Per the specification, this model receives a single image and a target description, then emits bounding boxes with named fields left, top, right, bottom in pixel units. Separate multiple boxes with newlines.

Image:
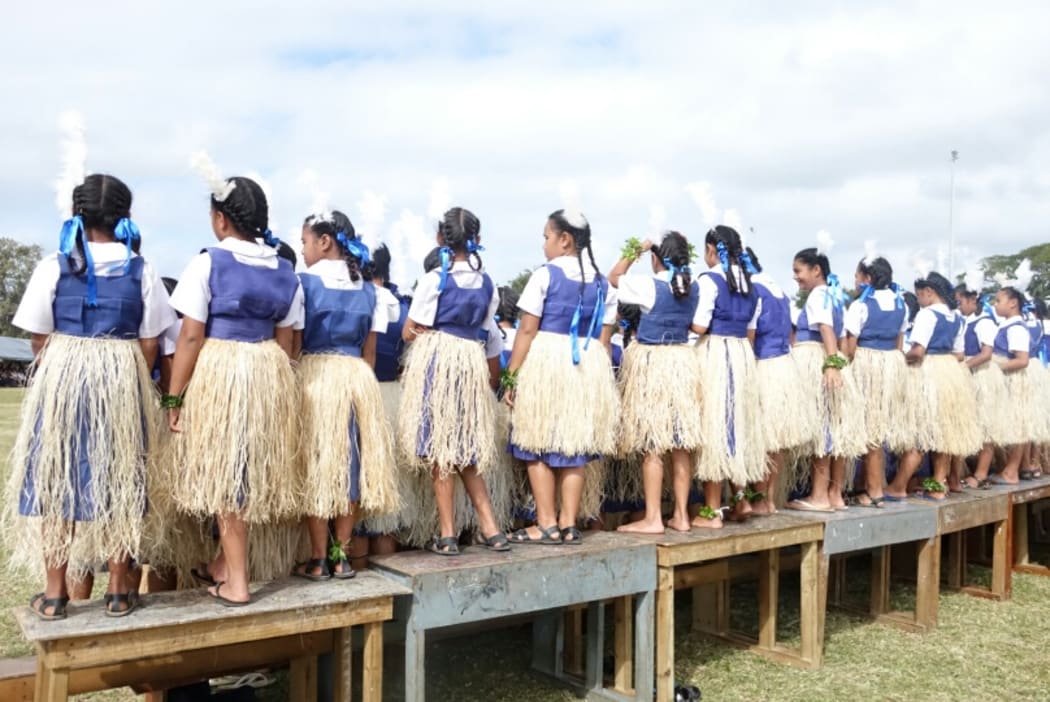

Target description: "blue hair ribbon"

left=568, top=278, right=607, bottom=366
left=715, top=241, right=730, bottom=273
left=59, top=215, right=100, bottom=307
left=739, top=250, right=758, bottom=275
left=465, top=239, right=485, bottom=255
left=113, top=217, right=141, bottom=273
left=662, top=257, right=692, bottom=282
left=262, top=229, right=281, bottom=248
left=436, top=246, right=453, bottom=292
left=857, top=283, right=874, bottom=303
left=890, top=282, right=905, bottom=309
left=824, top=273, right=844, bottom=312
left=337, top=231, right=371, bottom=265
left=980, top=294, right=995, bottom=318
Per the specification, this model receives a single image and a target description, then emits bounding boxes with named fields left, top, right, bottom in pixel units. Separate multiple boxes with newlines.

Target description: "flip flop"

left=988, top=475, right=1019, bottom=486
left=209, top=582, right=251, bottom=607
left=785, top=500, right=834, bottom=513
left=852, top=491, right=885, bottom=508
left=104, top=591, right=140, bottom=618
left=477, top=532, right=512, bottom=552
left=1020, top=470, right=1038, bottom=481
left=427, top=536, right=460, bottom=556
left=560, top=526, right=584, bottom=545
left=508, top=524, right=563, bottom=545
left=882, top=494, right=908, bottom=502
left=28, top=593, right=68, bottom=621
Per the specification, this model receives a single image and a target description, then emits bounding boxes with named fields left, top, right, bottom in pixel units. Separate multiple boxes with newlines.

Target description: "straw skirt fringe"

left=969, top=361, right=1010, bottom=446
left=1023, top=363, right=1050, bottom=443
left=170, top=339, right=300, bottom=523
left=618, top=343, right=703, bottom=455
left=910, top=355, right=982, bottom=456
left=790, top=343, right=866, bottom=459
left=694, top=335, right=767, bottom=483
left=6, top=335, right=160, bottom=571
left=509, top=331, right=619, bottom=457
left=849, top=347, right=910, bottom=451
left=358, top=381, right=422, bottom=536
left=398, top=331, right=496, bottom=478
left=755, top=353, right=819, bottom=453
left=298, top=353, right=399, bottom=519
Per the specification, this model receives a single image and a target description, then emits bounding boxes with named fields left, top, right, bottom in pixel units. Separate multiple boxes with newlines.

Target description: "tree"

left=0, top=238, right=43, bottom=338
left=980, top=242, right=1050, bottom=300
left=505, top=268, right=535, bottom=296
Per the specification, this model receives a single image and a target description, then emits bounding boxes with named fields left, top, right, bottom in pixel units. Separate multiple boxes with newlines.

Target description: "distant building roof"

left=0, top=336, right=33, bottom=363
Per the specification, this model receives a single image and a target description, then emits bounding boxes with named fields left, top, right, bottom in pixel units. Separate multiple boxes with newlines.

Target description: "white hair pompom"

left=54, top=110, right=87, bottom=217
left=816, top=229, right=834, bottom=256
left=562, top=208, right=588, bottom=230
left=863, top=240, right=878, bottom=266
left=1013, top=258, right=1034, bottom=294
left=963, top=265, right=985, bottom=294
left=190, top=150, right=235, bottom=202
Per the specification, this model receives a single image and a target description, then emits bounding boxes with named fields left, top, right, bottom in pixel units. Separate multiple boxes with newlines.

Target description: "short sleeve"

left=138, top=259, right=177, bottom=339
left=407, top=271, right=442, bottom=327
left=602, top=283, right=618, bottom=326
left=277, top=282, right=305, bottom=329
left=170, top=253, right=213, bottom=323
left=11, top=254, right=61, bottom=335
left=1007, top=325, right=1030, bottom=353
left=616, top=275, right=657, bottom=313
left=748, top=296, right=762, bottom=330
left=803, top=288, right=834, bottom=329
left=909, top=309, right=936, bottom=349
left=370, top=288, right=389, bottom=334
left=952, top=321, right=965, bottom=354
left=377, top=286, right=401, bottom=325
left=844, top=300, right=867, bottom=338
left=517, top=266, right=551, bottom=318
left=483, top=318, right=502, bottom=358
left=160, top=320, right=182, bottom=356
left=692, top=274, right=718, bottom=328
left=975, top=318, right=997, bottom=348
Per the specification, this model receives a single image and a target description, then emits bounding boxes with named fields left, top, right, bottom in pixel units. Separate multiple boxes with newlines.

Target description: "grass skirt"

left=170, top=339, right=299, bottom=523
left=908, top=355, right=981, bottom=456
left=509, top=331, right=619, bottom=457
left=849, top=347, right=910, bottom=451
left=298, top=353, right=399, bottom=519
left=6, top=335, right=160, bottom=571
left=755, top=353, right=820, bottom=453
left=617, top=343, right=703, bottom=455
left=1023, top=363, right=1050, bottom=443
left=398, top=331, right=496, bottom=479
left=791, top=343, right=866, bottom=459
left=694, top=335, right=767, bottom=483
left=993, top=360, right=1039, bottom=446
left=358, top=381, right=422, bottom=536
left=969, top=361, right=1010, bottom=446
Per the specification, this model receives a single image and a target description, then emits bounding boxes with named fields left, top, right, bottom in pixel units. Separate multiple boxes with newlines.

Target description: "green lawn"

left=2, top=386, right=1050, bottom=701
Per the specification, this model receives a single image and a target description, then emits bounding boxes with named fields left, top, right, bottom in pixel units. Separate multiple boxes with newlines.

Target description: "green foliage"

left=506, top=268, right=535, bottom=296
left=981, top=242, right=1050, bottom=299
left=0, top=238, right=43, bottom=338
left=620, top=237, right=644, bottom=261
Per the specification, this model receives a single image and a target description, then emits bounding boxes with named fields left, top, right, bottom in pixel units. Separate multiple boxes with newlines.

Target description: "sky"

left=2, top=1, right=1049, bottom=294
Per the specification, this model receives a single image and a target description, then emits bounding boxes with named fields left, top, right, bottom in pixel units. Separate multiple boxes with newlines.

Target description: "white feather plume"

left=723, top=208, right=743, bottom=234
left=427, top=177, right=451, bottom=222
left=816, top=229, right=834, bottom=256
left=356, top=189, right=387, bottom=250
left=190, top=150, right=235, bottom=202
left=935, top=246, right=948, bottom=277
left=912, top=251, right=933, bottom=279
left=863, top=240, right=878, bottom=266
left=1013, top=258, right=1034, bottom=294
left=648, top=205, right=667, bottom=243
left=992, top=271, right=1011, bottom=288
left=963, top=265, right=985, bottom=294
left=684, top=181, right=720, bottom=227
left=54, top=110, right=87, bottom=217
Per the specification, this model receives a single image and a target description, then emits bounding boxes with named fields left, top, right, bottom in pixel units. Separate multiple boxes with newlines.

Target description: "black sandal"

left=850, top=491, right=885, bottom=509
left=508, top=524, right=562, bottom=545
left=293, top=558, right=332, bottom=582
left=29, top=593, right=68, bottom=621
left=191, top=563, right=216, bottom=586
left=104, top=591, right=139, bottom=618
left=560, top=526, right=583, bottom=545
left=427, top=536, right=460, bottom=556
left=477, top=532, right=511, bottom=552
left=330, top=557, right=356, bottom=580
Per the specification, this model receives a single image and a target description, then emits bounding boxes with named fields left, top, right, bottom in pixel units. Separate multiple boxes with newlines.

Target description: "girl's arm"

left=487, top=356, right=500, bottom=390
left=819, top=323, right=843, bottom=388
left=275, top=326, right=294, bottom=359
left=895, top=334, right=904, bottom=351
left=1000, top=350, right=1029, bottom=373
left=965, top=345, right=993, bottom=369
left=607, top=239, right=651, bottom=288
left=139, top=337, right=160, bottom=370
left=291, top=330, right=303, bottom=360
left=166, top=317, right=206, bottom=432
left=905, top=343, right=926, bottom=365
left=159, top=355, right=173, bottom=392
left=402, top=319, right=429, bottom=343
left=363, top=331, right=377, bottom=369
left=504, top=312, right=540, bottom=407
left=30, top=333, right=48, bottom=359
left=842, top=335, right=857, bottom=358
left=600, top=324, right=614, bottom=355
left=747, top=329, right=756, bottom=346
left=690, top=323, right=708, bottom=336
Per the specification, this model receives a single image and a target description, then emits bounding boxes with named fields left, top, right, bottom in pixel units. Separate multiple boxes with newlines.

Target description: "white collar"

left=218, top=237, right=276, bottom=258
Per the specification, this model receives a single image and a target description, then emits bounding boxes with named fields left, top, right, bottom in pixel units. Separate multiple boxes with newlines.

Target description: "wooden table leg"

left=656, top=567, right=675, bottom=702
left=870, top=546, right=890, bottom=616
left=531, top=611, right=564, bottom=678
left=758, top=548, right=779, bottom=651
left=945, top=531, right=963, bottom=590
left=332, top=626, right=353, bottom=702
left=799, top=541, right=824, bottom=668
left=1014, top=503, right=1030, bottom=568
left=613, top=595, right=633, bottom=694
left=362, top=620, right=384, bottom=702
left=404, top=623, right=425, bottom=702
left=992, top=518, right=1011, bottom=600
left=565, top=607, right=584, bottom=677
left=34, top=654, right=50, bottom=702
left=915, top=535, right=940, bottom=629
left=583, top=600, right=605, bottom=693
left=633, top=590, right=655, bottom=702
left=290, top=655, right=318, bottom=702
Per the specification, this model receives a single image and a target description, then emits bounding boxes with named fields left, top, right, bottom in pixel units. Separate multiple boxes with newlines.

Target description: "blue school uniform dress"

left=374, top=283, right=409, bottom=382
left=204, top=248, right=298, bottom=342
left=752, top=279, right=791, bottom=361
left=924, top=309, right=963, bottom=356
left=855, top=297, right=906, bottom=352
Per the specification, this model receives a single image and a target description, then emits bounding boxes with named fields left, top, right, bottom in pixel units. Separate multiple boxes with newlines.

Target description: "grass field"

left=2, top=386, right=1050, bottom=701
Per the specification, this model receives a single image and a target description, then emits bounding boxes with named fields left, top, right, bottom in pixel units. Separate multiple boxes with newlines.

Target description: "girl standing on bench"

left=293, top=210, right=399, bottom=581
left=841, top=253, right=909, bottom=508
left=607, top=231, right=702, bottom=534
left=690, top=225, right=766, bottom=527
left=9, top=173, right=175, bottom=619
left=989, top=286, right=1038, bottom=485
left=506, top=209, right=619, bottom=544
left=167, top=160, right=302, bottom=606
left=398, top=207, right=510, bottom=555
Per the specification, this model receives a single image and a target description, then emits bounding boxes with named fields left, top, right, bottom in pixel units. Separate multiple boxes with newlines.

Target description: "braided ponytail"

left=548, top=209, right=595, bottom=296
left=438, top=207, right=483, bottom=270
left=213, top=176, right=269, bottom=243
left=655, top=230, right=692, bottom=300
left=705, top=225, right=751, bottom=295
left=68, top=174, right=134, bottom=274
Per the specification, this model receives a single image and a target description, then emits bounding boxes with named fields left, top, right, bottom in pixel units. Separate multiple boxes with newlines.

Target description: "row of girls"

left=9, top=167, right=1048, bottom=620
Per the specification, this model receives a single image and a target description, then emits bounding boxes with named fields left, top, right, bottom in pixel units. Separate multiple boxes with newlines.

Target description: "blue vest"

left=374, top=284, right=408, bottom=381
left=752, top=280, right=791, bottom=360
left=701, top=272, right=757, bottom=339
left=963, top=314, right=991, bottom=357
left=993, top=320, right=1025, bottom=359
left=537, top=265, right=607, bottom=338
left=299, top=273, right=375, bottom=357
left=204, top=248, right=299, bottom=342
left=796, top=288, right=844, bottom=343
left=924, top=309, right=962, bottom=355
left=53, top=254, right=144, bottom=339
left=1026, top=318, right=1044, bottom=358
left=637, top=280, right=698, bottom=345
left=433, top=273, right=494, bottom=340
left=856, top=297, right=905, bottom=351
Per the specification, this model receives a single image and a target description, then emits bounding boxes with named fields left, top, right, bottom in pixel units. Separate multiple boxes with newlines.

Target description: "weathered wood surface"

left=937, top=492, right=1009, bottom=535
left=1000, top=474, right=1050, bottom=504
left=788, top=500, right=938, bottom=555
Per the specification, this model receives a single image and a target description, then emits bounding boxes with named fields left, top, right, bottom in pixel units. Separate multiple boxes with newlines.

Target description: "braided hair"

left=655, top=231, right=692, bottom=300
left=438, top=207, right=483, bottom=270
left=371, top=244, right=391, bottom=285
left=705, top=225, right=752, bottom=294
left=68, top=173, right=134, bottom=274
left=305, top=210, right=365, bottom=281
left=548, top=209, right=600, bottom=297
left=211, top=176, right=270, bottom=243
left=745, top=246, right=764, bottom=273
left=496, top=286, right=520, bottom=326
left=857, top=256, right=893, bottom=290
left=617, top=303, right=642, bottom=346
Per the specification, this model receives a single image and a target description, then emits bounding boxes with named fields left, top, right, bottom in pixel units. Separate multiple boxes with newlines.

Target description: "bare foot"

left=829, top=494, right=848, bottom=510
left=750, top=500, right=777, bottom=516
left=665, top=516, right=692, bottom=532
left=617, top=519, right=665, bottom=535
left=691, top=515, right=723, bottom=529
left=727, top=499, right=752, bottom=522
left=208, top=582, right=249, bottom=604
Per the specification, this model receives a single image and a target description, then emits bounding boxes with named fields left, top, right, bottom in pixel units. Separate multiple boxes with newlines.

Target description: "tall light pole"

left=948, top=150, right=959, bottom=279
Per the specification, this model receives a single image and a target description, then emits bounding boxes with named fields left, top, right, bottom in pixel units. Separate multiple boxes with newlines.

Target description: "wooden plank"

left=584, top=600, right=604, bottom=693
left=38, top=599, right=391, bottom=669
left=632, top=591, right=654, bottom=702
left=0, top=657, right=34, bottom=702
left=362, top=621, right=384, bottom=702
left=870, top=546, right=890, bottom=615
left=48, top=667, right=69, bottom=701
left=757, top=549, right=779, bottom=650
left=915, top=536, right=940, bottom=630
left=692, top=582, right=729, bottom=635
left=676, top=560, right=729, bottom=589
left=565, top=608, right=583, bottom=677
left=33, top=655, right=49, bottom=702
left=653, top=518, right=824, bottom=567
left=289, top=655, right=318, bottom=702
left=655, top=568, right=675, bottom=702
left=332, top=626, right=352, bottom=702
left=938, top=494, right=1009, bottom=534
left=945, top=531, right=964, bottom=590
left=1008, top=481, right=1050, bottom=505
left=613, top=596, right=633, bottom=694
left=799, top=541, right=823, bottom=667
left=991, top=518, right=1011, bottom=600
left=1014, top=503, right=1031, bottom=567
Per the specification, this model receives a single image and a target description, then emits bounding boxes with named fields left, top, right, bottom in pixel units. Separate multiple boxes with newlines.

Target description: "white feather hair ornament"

left=723, top=208, right=743, bottom=234
left=190, top=150, right=235, bottom=202
left=684, top=181, right=720, bottom=228
left=992, top=270, right=1011, bottom=288
left=863, top=240, right=878, bottom=266
left=1013, top=258, right=1034, bottom=294
left=963, top=265, right=985, bottom=294
left=648, top=205, right=667, bottom=243
left=912, top=252, right=933, bottom=279
left=54, top=110, right=87, bottom=217
left=815, top=229, right=834, bottom=256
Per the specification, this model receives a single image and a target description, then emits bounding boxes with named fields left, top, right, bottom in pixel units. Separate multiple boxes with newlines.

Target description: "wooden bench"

left=1006, top=475, right=1050, bottom=576
left=372, top=531, right=656, bottom=701
left=936, top=490, right=1011, bottom=600
left=790, top=498, right=941, bottom=633
left=13, top=572, right=409, bottom=702
left=628, top=513, right=825, bottom=702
